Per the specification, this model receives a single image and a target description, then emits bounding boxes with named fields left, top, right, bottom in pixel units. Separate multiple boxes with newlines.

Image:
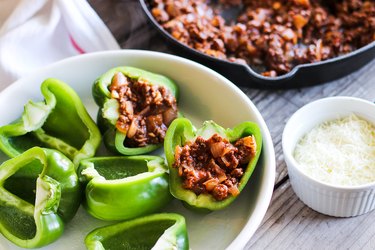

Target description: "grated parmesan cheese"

left=293, top=114, right=375, bottom=186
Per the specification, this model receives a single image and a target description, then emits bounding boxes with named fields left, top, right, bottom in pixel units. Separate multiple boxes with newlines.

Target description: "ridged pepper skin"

left=0, top=78, right=101, bottom=166
left=85, top=213, right=189, bottom=250
left=78, top=155, right=172, bottom=221
left=164, top=118, right=263, bottom=211
left=0, top=147, right=81, bottom=248
left=92, top=66, right=179, bottom=155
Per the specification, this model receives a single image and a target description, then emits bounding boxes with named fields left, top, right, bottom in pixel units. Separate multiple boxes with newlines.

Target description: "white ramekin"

left=282, top=96, right=375, bottom=217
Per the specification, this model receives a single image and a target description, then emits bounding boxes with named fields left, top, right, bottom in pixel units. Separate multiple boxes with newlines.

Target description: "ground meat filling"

left=109, top=72, right=178, bottom=147
left=173, top=133, right=257, bottom=201
left=151, top=0, right=375, bottom=76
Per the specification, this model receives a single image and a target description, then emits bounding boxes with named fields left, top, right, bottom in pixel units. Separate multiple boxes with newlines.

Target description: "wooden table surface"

left=90, top=1, right=375, bottom=249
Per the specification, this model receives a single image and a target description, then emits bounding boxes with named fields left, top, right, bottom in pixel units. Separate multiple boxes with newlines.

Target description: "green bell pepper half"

left=0, top=146, right=81, bottom=248
left=85, top=213, right=189, bottom=250
left=78, top=155, right=172, bottom=221
left=164, top=118, right=262, bottom=211
left=92, top=66, right=179, bottom=155
left=0, top=78, right=101, bottom=166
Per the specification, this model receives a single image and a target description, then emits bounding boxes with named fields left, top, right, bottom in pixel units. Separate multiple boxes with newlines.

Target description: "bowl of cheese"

left=282, top=96, right=375, bottom=217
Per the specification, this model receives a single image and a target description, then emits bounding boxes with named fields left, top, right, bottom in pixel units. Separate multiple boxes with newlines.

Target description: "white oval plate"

left=0, top=50, right=275, bottom=250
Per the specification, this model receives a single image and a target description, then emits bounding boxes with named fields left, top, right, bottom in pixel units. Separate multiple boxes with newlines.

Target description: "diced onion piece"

left=293, top=14, right=308, bottom=30
left=210, top=141, right=226, bottom=158
left=218, top=173, right=227, bottom=183
left=228, top=185, right=240, bottom=197
left=111, top=72, right=127, bottom=87
left=163, top=108, right=177, bottom=126
left=124, top=101, right=134, bottom=116
left=127, top=119, right=138, bottom=138
left=220, top=155, right=230, bottom=167
left=242, top=135, right=257, bottom=154
left=203, top=178, right=219, bottom=191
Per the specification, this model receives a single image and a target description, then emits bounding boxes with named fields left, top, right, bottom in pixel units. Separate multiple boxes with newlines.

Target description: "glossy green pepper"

left=0, top=147, right=81, bottom=248
left=0, top=78, right=101, bottom=166
left=85, top=213, right=189, bottom=250
left=164, top=118, right=262, bottom=211
left=78, top=155, right=172, bottom=221
left=93, top=66, right=179, bottom=155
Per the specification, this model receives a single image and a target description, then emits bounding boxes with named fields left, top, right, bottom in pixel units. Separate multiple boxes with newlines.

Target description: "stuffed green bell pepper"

left=164, top=118, right=262, bottom=211
left=0, top=146, right=81, bottom=248
left=85, top=213, right=189, bottom=250
left=0, top=78, right=101, bottom=166
left=78, top=155, right=172, bottom=221
left=93, top=66, right=179, bottom=155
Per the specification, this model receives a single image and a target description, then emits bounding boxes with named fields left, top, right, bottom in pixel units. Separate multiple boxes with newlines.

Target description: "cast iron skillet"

left=140, top=0, right=375, bottom=89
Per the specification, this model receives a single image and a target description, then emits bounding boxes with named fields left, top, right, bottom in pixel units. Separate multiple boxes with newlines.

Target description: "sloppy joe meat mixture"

left=109, top=72, right=178, bottom=147
left=151, top=0, right=375, bottom=76
left=173, top=133, right=257, bottom=201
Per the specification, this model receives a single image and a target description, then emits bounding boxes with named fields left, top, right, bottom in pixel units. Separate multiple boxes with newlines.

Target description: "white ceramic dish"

left=283, top=96, right=375, bottom=217
left=0, top=50, right=275, bottom=249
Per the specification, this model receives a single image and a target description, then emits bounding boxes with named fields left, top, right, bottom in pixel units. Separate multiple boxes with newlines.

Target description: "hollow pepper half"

left=85, top=213, right=189, bottom=250
left=0, top=78, right=101, bottom=166
left=78, top=155, right=172, bottom=221
left=164, top=118, right=262, bottom=211
left=93, top=66, right=179, bottom=155
left=0, top=147, right=81, bottom=248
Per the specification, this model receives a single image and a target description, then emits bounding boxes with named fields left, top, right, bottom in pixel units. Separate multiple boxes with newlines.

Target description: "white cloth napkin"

left=0, top=0, right=120, bottom=90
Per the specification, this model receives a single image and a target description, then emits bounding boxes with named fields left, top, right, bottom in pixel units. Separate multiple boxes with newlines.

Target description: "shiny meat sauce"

left=173, top=133, right=257, bottom=201
left=151, top=0, right=375, bottom=76
left=110, top=72, right=178, bottom=147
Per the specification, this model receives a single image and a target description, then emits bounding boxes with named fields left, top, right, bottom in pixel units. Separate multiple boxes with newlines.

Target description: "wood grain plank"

left=280, top=60, right=375, bottom=108
left=247, top=181, right=375, bottom=250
